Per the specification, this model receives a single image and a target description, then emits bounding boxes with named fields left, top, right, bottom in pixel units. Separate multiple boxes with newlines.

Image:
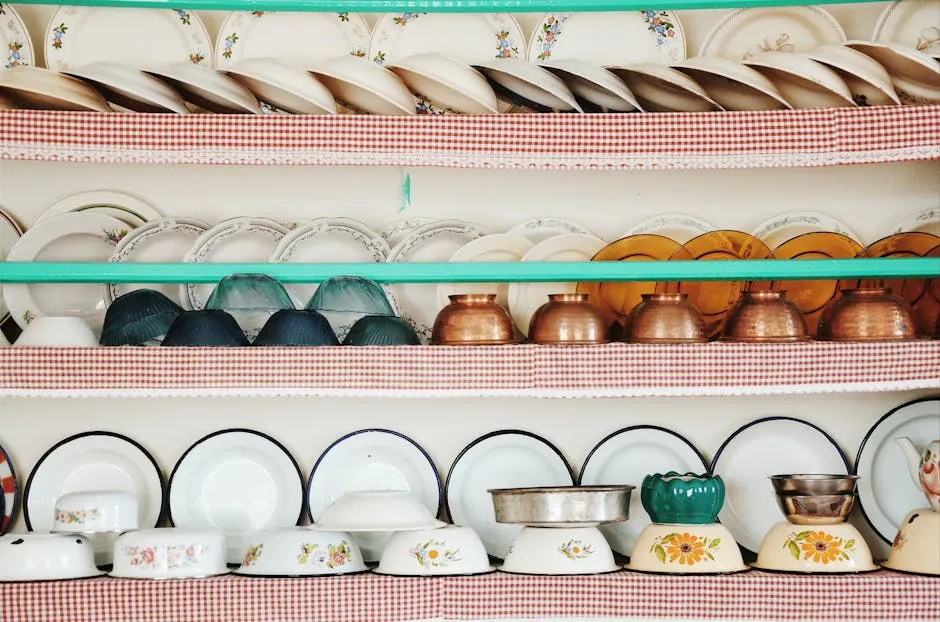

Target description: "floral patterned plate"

left=0, top=3, right=34, bottom=69
left=36, top=189, right=162, bottom=229
left=215, top=11, right=370, bottom=70
left=507, top=217, right=595, bottom=244
left=699, top=6, right=846, bottom=61
left=874, top=0, right=940, bottom=59
left=621, top=213, right=715, bottom=245
left=43, top=6, right=211, bottom=70
left=751, top=210, right=862, bottom=251
left=894, top=207, right=940, bottom=237
left=2, top=212, right=131, bottom=334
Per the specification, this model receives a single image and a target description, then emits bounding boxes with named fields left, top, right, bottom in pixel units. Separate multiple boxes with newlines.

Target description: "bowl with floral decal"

left=234, top=527, right=367, bottom=577
left=499, top=526, right=618, bottom=575
left=641, top=472, right=725, bottom=525
left=375, top=525, right=494, bottom=576
left=626, top=521, right=747, bottom=575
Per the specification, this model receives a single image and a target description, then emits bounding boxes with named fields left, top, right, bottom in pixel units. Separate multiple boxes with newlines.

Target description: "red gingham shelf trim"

left=0, top=570, right=937, bottom=622
left=1, top=106, right=938, bottom=169
left=0, top=341, right=937, bottom=398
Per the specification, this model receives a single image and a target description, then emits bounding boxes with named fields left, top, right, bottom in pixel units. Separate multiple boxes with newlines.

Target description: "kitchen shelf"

left=1, top=341, right=936, bottom=398
left=2, top=106, right=937, bottom=170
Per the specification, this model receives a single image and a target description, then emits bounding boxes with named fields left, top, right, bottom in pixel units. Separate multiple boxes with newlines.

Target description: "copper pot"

left=721, top=290, right=809, bottom=342
left=432, top=294, right=516, bottom=345
left=818, top=287, right=917, bottom=341
left=626, top=293, right=707, bottom=343
left=528, top=293, right=608, bottom=345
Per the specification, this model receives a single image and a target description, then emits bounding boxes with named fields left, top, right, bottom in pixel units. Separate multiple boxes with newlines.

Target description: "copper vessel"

left=721, top=290, right=809, bottom=342
left=431, top=294, right=516, bottom=345
left=626, top=293, right=708, bottom=343
left=817, top=287, right=917, bottom=341
left=528, top=293, right=608, bottom=345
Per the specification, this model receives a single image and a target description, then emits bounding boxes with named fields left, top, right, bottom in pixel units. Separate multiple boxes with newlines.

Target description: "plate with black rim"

left=0, top=440, right=18, bottom=536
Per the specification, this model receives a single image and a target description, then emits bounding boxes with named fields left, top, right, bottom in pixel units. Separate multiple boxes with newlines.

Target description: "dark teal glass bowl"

left=343, top=316, right=420, bottom=346
left=641, top=472, right=725, bottom=525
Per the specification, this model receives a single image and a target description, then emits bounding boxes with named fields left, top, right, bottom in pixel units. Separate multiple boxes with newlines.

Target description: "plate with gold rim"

left=699, top=6, right=846, bottom=61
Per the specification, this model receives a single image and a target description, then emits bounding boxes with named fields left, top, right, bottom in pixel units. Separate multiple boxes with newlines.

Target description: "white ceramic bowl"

left=752, top=522, right=876, bottom=573
left=64, top=62, right=189, bottom=113
left=0, top=533, right=103, bottom=581
left=844, top=41, right=940, bottom=104
left=145, top=64, right=261, bottom=114
left=627, top=523, right=746, bottom=574
left=0, top=66, right=112, bottom=112
left=387, top=53, right=498, bottom=114
left=673, top=56, right=791, bottom=111
left=53, top=490, right=139, bottom=534
left=110, top=528, right=228, bottom=579
left=475, top=58, right=582, bottom=112
left=743, top=52, right=855, bottom=109
left=309, top=55, right=416, bottom=115
left=313, top=491, right=445, bottom=532
left=234, top=527, right=366, bottom=576
left=883, top=509, right=940, bottom=576
left=377, top=526, right=494, bottom=576
left=223, top=57, right=336, bottom=114
left=499, top=526, right=618, bottom=575
left=610, top=63, right=722, bottom=112
left=13, top=316, right=99, bottom=347
left=803, top=44, right=901, bottom=106
left=541, top=59, right=641, bottom=112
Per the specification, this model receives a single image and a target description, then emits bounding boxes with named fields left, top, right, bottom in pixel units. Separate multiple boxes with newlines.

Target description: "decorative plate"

left=0, top=3, right=34, bottom=69
left=673, top=56, right=792, bottom=111
left=380, top=218, right=435, bottom=249
left=0, top=207, right=24, bottom=323
left=541, top=59, right=643, bottom=112
left=64, top=61, right=191, bottom=113
left=610, top=63, right=721, bottom=112
left=621, top=213, right=715, bottom=245
left=145, top=63, right=261, bottom=114
left=44, top=6, right=212, bottom=70
left=0, top=440, right=17, bottom=535
left=370, top=13, right=525, bottom=65
left=507, top=217, right=595, bottom=244
left=751, top=210, right=863, bottom=251
left=893, top=207, right=940, bottom=237
left=0, top=66, right=112, bottom=111
left=215, top=11, right=370, bottom=69
left=873, top=0, right=940, bottom=59
left=699, top=6, right=846, bottom=61
left=36, top=190, right=162, bottom=229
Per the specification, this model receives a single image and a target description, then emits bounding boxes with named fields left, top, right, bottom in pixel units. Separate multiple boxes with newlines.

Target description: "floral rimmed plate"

left=873, top=0, right=940, bottom=59
left=894, top=207, right=940, bottom=237
left=507, top=218, right=595, bottom=244
left=0, top=441, right=18, bottom=535
left=621, top=214, right=715, bottom=245
left=44, top=6, right=211, bottom=70
left=751, top=210, right=861, bottom=251
left=0, top=4, right=34, bottom=69
left=3, top=212, right=130, bottom=334
left=699, top=6, right=846, bottom=61
left=37, top=190, right=162, bottom=229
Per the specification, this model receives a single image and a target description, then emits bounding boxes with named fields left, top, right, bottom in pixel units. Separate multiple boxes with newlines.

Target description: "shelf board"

left=2, top=106, right=938, bottom=170
left=1, top=342, right=936, bottom=398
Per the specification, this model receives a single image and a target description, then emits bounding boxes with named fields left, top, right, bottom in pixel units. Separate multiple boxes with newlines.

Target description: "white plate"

left=700, top=6, right=846, bottom=60
left=386, top=53, right=498, bottom=115
left=0, top=66, right=111, bottom=111
left=855, top=397, right=940, bottom=543
left=529, top=12, right=685, bottom=65
left=223, top=57, right=336, bottom=114
left=540, top=59, right=642, bottom=112
left=445, top=430, right=573, bottom=559
left=507, top=218, right=595, bottom=244
left=844, top=40, right=940, bottom=105
left=108, top=217, right=209, bottom=306
left=0, top=440, right=17, bottom=535
left=0, top=3, right=34, bottom=69
left=894, top=207, right=940, bottom=236
left=386, top=219, right=487, bottom=344
left=270, top=217, right=389, bottom=309
left=803, top=44, right=901, bottom=106
left=611, top=63, right=722, bottom=112
left=874, top=0, right=940, bottom=59
left=64, top=61, right=190, bottom=113
left=475, top=58, right=581, bottom=112
left=381, top=218, right=435, bottom=248
left=752, top=210, right=862, bottom=250
left=711, top=417, right=849, bottom=555
left=3, top=212, right=130, bottom=333
left=0, top=207, right=24, bottom=323
left=146, top=63, right=260, bottom=114
left=37, top=190, right=162, bottom=229
left=370, top=13, right=524, bottom=65
left=436, top=234, right=534, bottom=321
left=25, top=431, right=164, bottom=533
left=309, top=55, right=415, bottom=115
left=507, top=233, right=606, bottom=337
left=44, top=7, right=211, bottom=70
left=578, top=425, right=708, bottom=556
left=673, top=56, right=792, bottom=111
left=183, top=217, right=288, bottom=311
left=622, top=214, right=715, bottom=244
left=215, top=11, right=370, bottom=69
left=306, top=429, right=442, bottom=561
left=169, top=429, right=303, bottom=564
left=744, top=51, right=856, bottom=109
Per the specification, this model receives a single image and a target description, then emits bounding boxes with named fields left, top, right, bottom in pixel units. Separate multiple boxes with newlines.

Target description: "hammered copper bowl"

left=721, top=290, right=809, bottom=342
left=625, top=293, right=707, bottom=343
left=431, top=294, right=516, bottom=345
left=528, top=293, right=608, bottom=345
left=817, top=287, right=917, bottom=341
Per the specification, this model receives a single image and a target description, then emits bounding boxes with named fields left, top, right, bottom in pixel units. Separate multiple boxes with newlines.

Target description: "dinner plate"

left=0, top=207, right=24, bottom=324
left=386, top=219, right=487, bottom=344
left=386, top=53, right=498, bottom=114
left=507, top=218, right=595, bottom=244
left=508, top=233, right=606, bottom=337
left=370, top=13, right=524, bottom=65
left=528, top=11, right=686, bottom=65
left=711, top=417, right=849, bottom=556
left=306, top=429, right=442, bottom=561
left=622, top=214, right=715, bottom=244
left=309, top=55, right=416, bottom=115
left=169, top=428, right=303, bottom=564
left=610, top=63, right=722, bottom=112
left=37, top=190, right=162, bottom=229
left=64, top=61, right=190, bottom=113
left=578, top=425, right=707, bottom=556
left=215, top=11, right=370, bottom=69
left=0, top=66, right=111, bottom=112
left=656, top=230, right=771, bottom=339
left=108, top=217, right=210, bottom=306
left=743, top=52, right=856, bottom=109
left=894, top=208, right=940, bottom=237
left=183, top=217, right=288, bottom=311
left=0, top=441, right=18, bottom=535
left=381, top=218, right=435, bottom=249
left=44, top=6, right=211, bottom=70
left=222, top=57, right=337, bottom=115
left=0, top=3, right=34, bottom=69
left=873, top=0, right=940, bottom=59
left=24, top=431, right=164, bottom=533
left=445, top=430, right=573, bottom=559
left=673, top=56, right=791, bottom=111
left=540, top=59, right=642, bottom=112
left=146, top=63, right=261, bottom=114
left=752, top=210, right=862, bottom=251
left=475, top=58, right=581, bottom=112
left=855, top=397, right=940, bottom=543
left=699, top=6, right=846, bottom=60
left=3, top=212, right=130, bottom=334
left=803, top=44, right=901, bottom=106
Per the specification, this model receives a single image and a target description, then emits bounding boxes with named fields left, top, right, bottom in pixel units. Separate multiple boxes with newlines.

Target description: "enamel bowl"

left=13, top=316, right=99, bottom=347
left=883, top=509, right=940, bottom=576
left=313, top=491, right=445, bottom=532
left=500, top=526, right=617, bottom=575
left=53, top=490, right=139, bottom=534
left=110, top=528, right=229, bottom=579
left=0, top=533, right=103, bottom=581
left=234, top=527, right=366, bottom=576
left=386, top=53, right=498, bottom=114
left=376, top=526, right=494, bottom=576
left=752, top=522, right=876, bottom=573
left=627, top=522, right=746, bottom=574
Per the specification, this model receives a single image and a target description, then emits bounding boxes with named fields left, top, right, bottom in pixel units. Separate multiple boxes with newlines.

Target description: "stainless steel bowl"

left=769, top=474, right=859, bottom=496
left=775, top=494, right=855, bottom=525
left=488, top=485, right=634, bottom=527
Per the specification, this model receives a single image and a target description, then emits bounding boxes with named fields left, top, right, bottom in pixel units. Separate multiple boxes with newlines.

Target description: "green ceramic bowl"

left=641, top=472, right=725, bottom=525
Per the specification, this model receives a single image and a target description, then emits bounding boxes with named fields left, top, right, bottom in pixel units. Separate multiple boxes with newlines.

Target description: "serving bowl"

left=0, top=533, right=103, bottom=581
left=721, top=290, right=809, bottom=342
left=432, top=294, right=516, bottom=345
left=110, top=528, right=228, bottom=579
left=376, top=526, right=494, bottom=576
left=753, top=522, right=876, bottom=573
left=489, top=485, right=632, bottom=527
left=625, top=293, right=707, bottom=343
left=253, top=309, right=339, bottom=346
left=313, top=491, right=444, bottom=532
left=161, top=310, right=250, bottom=347
left=528, top=293, right=608, bottom=345
left=641, top=473, right=725, bottom=525
left=500, top=526, right=618, bottom=575
left=100, top=289, right=183, bottom=346
left=627, top=522, right=746, bottom=574
left=206, top=273, right=295, bottom=339
left=817, top=288, right=917, bottom=341
left=883, top=509, right=940, bottom=576
left=306, top=276, right=396, bottom=340
left=234, top=527, right=366, bottom=577
left=13, top=316, right=99, bottom=347
left=342, top=316, right=420, bottom=346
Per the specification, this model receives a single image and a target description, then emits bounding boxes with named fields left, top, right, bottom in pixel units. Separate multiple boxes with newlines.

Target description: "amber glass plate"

left=656, top=230, right=771, bottom=339
left=768, top=232, right=863, bottom=337
left=856, top=232, right=940, bottom=337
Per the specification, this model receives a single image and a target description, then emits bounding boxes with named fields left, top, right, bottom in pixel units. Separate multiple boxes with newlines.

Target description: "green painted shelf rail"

left=0, top=258, right=937, bottom=283
left=0, top=0, right=885, bottom=12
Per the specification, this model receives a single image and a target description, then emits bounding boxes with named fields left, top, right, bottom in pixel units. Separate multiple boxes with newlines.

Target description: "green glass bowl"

left=641, top=472, right=725, bottom=525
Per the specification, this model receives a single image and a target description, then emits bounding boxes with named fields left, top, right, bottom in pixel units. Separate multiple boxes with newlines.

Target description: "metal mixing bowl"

left=775, top=493, right=856, bottom=525
left=488, top=485, right=634, bottom=527
left=769, top=474, right=859, bottom=496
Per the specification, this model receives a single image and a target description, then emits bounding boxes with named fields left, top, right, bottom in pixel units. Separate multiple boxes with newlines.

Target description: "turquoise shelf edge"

left=0, top=258, right=937, bottom=283
left=0, top=0, right=886, bottom=11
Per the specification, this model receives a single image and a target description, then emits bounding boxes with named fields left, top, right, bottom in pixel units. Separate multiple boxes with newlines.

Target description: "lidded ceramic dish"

left=234, top=527, right=366, bottom=577
left=499, top=526, right=618, bottom=575
left=312, top=491, right=445, bottom=532
left=376, top=525, right=494, bottom=576
left=883, top=509, right=940, bottom=576
left=0, top=533, right=103, bottom=581
left=110, top=528, right=229, bottom=579
left=53, top=490, right=139, bottom=534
